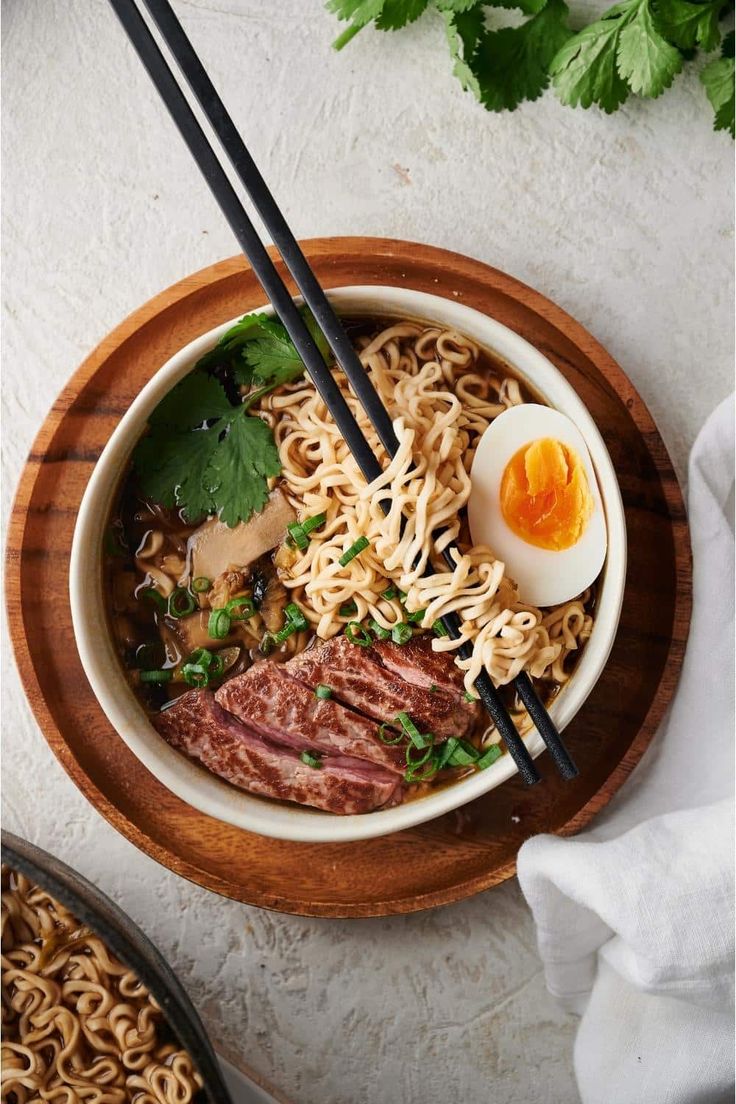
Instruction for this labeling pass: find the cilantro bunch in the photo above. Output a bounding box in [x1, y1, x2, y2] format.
[328, 1, 735, 136]
[133, 310, 329, 527]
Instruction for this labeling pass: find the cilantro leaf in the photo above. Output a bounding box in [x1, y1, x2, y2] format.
[443, 7, 484, 97]
[147, 370, 234, 431]
[435, 0, 482, 12]
[204, 413, 282, 527]
[653, 0, 722, 52]
[617, 0, 682, 96]
[329, 0, 425, 47]
[701, 33, 735, 136]
[550, 1, 632, 112]
[133, 422, 224, 520]
[233, 309, 330, 390]
[376, 0, 429, 29]
[473, 0, 573, 112]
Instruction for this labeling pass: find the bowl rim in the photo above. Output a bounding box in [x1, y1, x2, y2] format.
[69, 285, 627, 844]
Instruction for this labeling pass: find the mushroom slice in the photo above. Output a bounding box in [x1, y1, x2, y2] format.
[187, 488, 295, 582]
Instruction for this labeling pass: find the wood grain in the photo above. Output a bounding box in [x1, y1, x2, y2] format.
[6, 238, 692, 917]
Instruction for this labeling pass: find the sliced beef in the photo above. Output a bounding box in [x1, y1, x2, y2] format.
[215, 661, 407, 774]
[153, 690, 401, 815]
[373, 635, 472, 701]
[287, 635, 472, 739]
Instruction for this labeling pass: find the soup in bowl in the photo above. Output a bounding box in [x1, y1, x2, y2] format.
[70, 286, 626, 843]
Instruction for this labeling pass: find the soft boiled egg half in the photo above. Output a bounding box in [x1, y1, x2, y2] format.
[468, 404, 607, 607]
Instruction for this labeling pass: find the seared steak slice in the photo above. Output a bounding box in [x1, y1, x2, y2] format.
[287, 635, 472, 738]
[215, 661, 407, 774]
[373, 635, 472, 700]
[153, 690, 401, 815]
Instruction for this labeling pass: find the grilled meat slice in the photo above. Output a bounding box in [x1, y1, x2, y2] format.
[215, 661, 407, 774]
[287, 635, 473, 738]
[153, 690, 402, 815]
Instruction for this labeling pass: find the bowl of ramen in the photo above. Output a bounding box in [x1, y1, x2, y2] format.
[1, 831, 233, 1103]
[69, 285, 626, 843]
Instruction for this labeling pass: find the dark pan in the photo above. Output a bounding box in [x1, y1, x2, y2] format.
[1, 830, 234, 1104]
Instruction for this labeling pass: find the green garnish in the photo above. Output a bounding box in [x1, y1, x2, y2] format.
[207, 608, 231, 640]
[391, 623, 413, 645]
[429, 684, 438, 694]
[395, 712, 430, 749]
[181, 647, 224, 687]
[287, 521, 309, 550]
[140, 586, 167, 612]
[463, 690, 478, 703]
[477, 744, 503, 770]
[167, 587, 196, 619]
[225, 596, 257, 620]
[191, 576, 211, 593]
[345, 621, 372, 647]
[133, 308, 330, 528]
[300, 750, 323, 769]
[435, 738, 459, 771]
[406, 608, 426, 625]
[382, 585, 398, 601]
[447, 739, 480, 767]
[139, 669, 173, 684]
[315, 684, 332, 700]
[368, 618, 391, 640]
[284, 602, 308, 631]
[302, 512, 327, 534]
[339, 600, 358, 618]
[432, 619, 448, 638]
[327, 1, 734, 137]
[377, 722, 404, 745]
[339, 536, 370, 567]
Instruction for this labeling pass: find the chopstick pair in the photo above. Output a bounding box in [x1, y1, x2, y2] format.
[107, 0, 578, 785]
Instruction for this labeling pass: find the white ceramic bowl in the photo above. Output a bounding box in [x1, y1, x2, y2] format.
[70, 286, 626, 843]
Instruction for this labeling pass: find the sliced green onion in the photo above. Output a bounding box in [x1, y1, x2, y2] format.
[463, 690, 478, 703]
[284, 602, 308, 631]
[406, 608, 426, 625]
[287, 521, 309, 551]
[382, 585, 398, 601]
[429, 684, 438, 694]
[300, 750, 323, 769]
[447, 739, 480, 767]
[345, 621, 372, 647]
[368, 618, 391, 641]
[273, 621, 298, 644]
[377, 722, 404, 745]
[395, 712, 431, 749]
[226, 596, 257, 620]
[339, 600, 358, 618]
[186, 648, 223, 679]
[181, 663, 209, 688]
[301, 512, 326, 535]
[139, 669, 173, 684]
[432, 619, 448, 638]
[405, 742, 434, 768]
[314, 684, 332, 700]
[339, 536, 369, 567]
[398, 589, 408, 602]
[140, 586, 167, 611]
[435, 738, 459, 771]
[477, 744, 503, 770]
[191, 576, 211, 593]
[208, 608, 231, 640]
[168, 587, 196, 619]
[404, 756, 439, 783]
[391, 622, 413, 646]
[259, 633, 275, 655]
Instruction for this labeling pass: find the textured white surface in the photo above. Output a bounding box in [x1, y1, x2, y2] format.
[2, 2, 733, 1102]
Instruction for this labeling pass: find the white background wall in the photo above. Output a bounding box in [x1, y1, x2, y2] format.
[3, 2, 733, 1101]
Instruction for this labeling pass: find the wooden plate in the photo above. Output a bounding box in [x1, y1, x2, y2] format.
[6, 238, 691, 917]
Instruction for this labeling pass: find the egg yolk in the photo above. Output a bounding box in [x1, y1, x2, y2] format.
[500, 437, 593, 551]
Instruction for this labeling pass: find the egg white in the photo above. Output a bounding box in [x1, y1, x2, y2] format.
[468, 404, 607, 607]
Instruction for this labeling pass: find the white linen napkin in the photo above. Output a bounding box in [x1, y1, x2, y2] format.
[517, 395, 735, 1104]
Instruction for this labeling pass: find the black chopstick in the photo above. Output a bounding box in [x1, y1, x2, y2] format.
[107, 1, 577, 785]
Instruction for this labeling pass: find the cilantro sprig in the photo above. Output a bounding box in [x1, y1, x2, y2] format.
[328, 0, 735, 135]
[133, 309, 328, 527]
